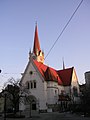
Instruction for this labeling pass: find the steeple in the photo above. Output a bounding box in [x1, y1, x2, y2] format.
[32, 24, 44, 63]
[33, 24, 41, 56]
[62, 57, 65, 69]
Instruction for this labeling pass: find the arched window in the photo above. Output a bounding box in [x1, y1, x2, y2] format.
[30, 81, 36, 89]
[26, 82, 30, 89]
[31, 82, 33, 89]
[34, 81, 36, 88]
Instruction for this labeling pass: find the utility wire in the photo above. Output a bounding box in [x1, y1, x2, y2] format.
[45, 0, 84, 60]
[0, 0, 84, 76]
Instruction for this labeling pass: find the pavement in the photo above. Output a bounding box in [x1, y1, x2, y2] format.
[0, 112, 90, 120]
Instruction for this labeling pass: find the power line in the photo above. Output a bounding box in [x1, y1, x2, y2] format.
[45, 0, 84, 60]
[0, 0, 84, 76]
[3, 73, 20, 74]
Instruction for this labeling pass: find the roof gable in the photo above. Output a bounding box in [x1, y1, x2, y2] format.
[44, 67, 57, 81]
[33, 59, 63, 85]
[21, 57, 74, 86]
[57, 67, 73, 86]
[33, 59, 47, 77]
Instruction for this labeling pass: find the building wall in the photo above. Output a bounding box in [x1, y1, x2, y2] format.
[0, 97, 4, 112]
[20, 61, 47, 110]
[85, 71, 90, 88]
[58, 85, 65, 94]
[20, 59, 80, 111]
[71, 68, 80, 103]
[47, 81, 58, 105]
[64, 86, 71, 95]
[71, 68, 79, 94]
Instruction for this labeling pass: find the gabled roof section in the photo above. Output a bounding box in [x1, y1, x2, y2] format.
[44, 67, 57, 81]
[21, 57, 74, 86]
[44, 67, 63, 85]
[33, 59, 47, 77]
[57, 67, 73, 86]
[33, 25, 41, 55]
[33, 59, 63, 85]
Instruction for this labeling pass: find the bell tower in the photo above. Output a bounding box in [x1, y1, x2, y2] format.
[30, 24, 44, 63]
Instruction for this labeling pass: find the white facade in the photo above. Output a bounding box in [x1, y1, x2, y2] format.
[20, 59, 47, 111]
[19, 25, 80, 112]
[19, 57, 79, 112]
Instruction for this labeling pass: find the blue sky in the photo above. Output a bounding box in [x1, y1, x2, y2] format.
[0, 0, 90, 89]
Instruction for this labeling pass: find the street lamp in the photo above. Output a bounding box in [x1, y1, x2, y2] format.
[4, 93, 7, 120]
[2, 91, 7, 120]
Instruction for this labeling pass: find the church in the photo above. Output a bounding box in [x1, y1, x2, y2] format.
[19, 25, 79, 113]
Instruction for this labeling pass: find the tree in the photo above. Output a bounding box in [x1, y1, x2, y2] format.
[3, 77, 35, 117]
[3, 77, 20, 115]
[19, 83, 33, 118]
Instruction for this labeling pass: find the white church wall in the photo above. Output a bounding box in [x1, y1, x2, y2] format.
[58, 85, 64, 94]
[64, 86, 71, 95]
[71, 69, 80, 103]
[47, 81, 58, 104]
[20, 61, 47, 110]
[71, 68, 79, 94]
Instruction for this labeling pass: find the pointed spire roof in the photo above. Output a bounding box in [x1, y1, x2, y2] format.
[62, 58, 65, 69]
[33, 24, 41, 55]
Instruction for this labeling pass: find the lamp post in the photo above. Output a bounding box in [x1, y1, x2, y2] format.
[4, 93, 7, 120]
[37, 99, 40, 114]
[2, 91, 7, 120]
[29, 100, 32, 118]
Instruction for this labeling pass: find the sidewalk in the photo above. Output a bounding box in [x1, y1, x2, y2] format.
[0, 112, 90, 120]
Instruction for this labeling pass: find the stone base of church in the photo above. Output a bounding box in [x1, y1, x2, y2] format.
[47, 104, 59, 112]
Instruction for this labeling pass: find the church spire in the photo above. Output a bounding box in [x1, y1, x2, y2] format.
[62, 57, 65, 69]
[33, 24, 41, 56]
[32, 24, 44, 63]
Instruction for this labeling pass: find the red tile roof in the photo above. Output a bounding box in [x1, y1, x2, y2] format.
[57, 67, 73, 86]
[44, 67, 63, 85]
[33, 59, 73, 86]
[33, 59, 47, 77]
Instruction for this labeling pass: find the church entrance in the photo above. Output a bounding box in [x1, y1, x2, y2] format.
[25, 95, 37, 110]
[24, 95, 37, 117]
[32, 102, 36, 110]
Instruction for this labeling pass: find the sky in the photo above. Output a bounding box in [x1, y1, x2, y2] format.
[0, 0, 90, 90]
